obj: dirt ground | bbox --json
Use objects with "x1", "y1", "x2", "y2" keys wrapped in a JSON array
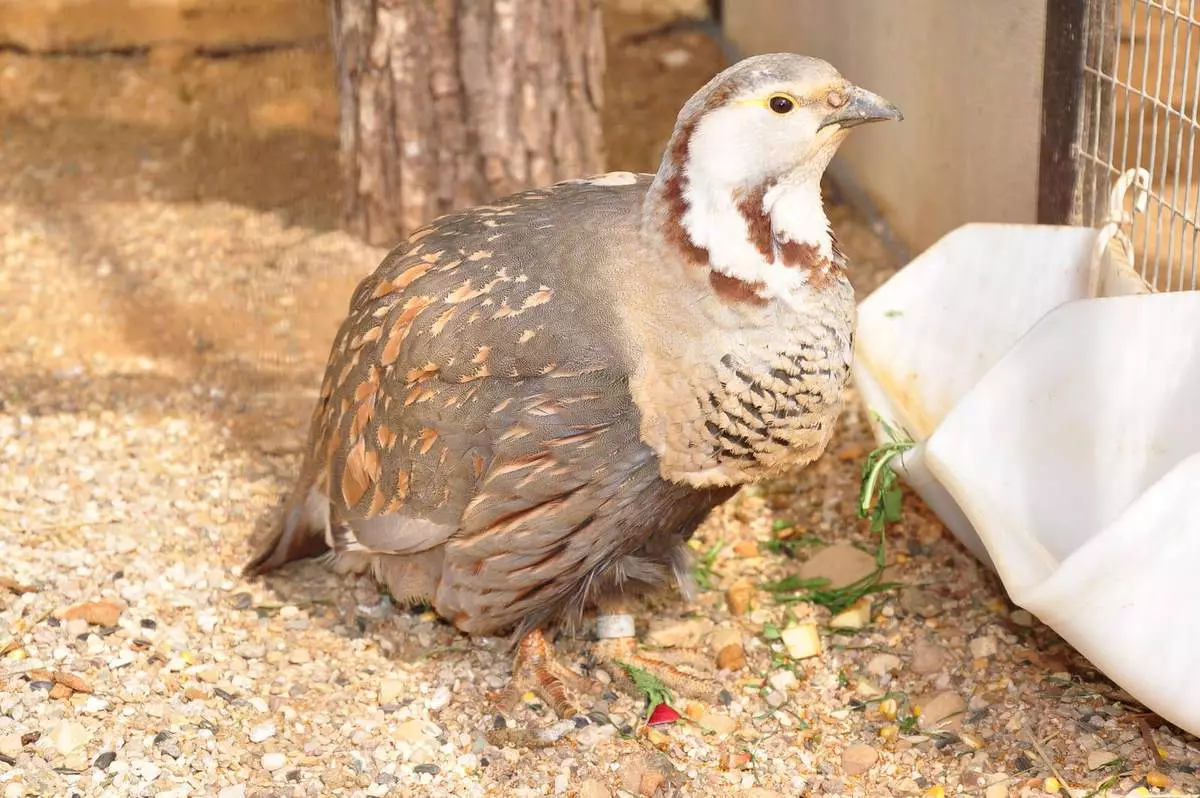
[{"x1": 2, "y1": 5, "x2": 1199, "y2": 798}]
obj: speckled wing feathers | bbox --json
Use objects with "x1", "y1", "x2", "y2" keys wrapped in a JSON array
[{"x1": 248, "y1": 175, "x2": 737, "y2": 635}]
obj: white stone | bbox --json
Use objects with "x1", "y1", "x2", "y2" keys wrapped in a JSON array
[
  {"x1": 428, "y1": 686, "x2": 451, "y2": 712},
  {"x1": 47, "y1": 719, "x2": 91, "y2": 754},
  {"x1": 768, "y1": 669, "x2": 798, "y2": 692},
  {"x1": 249, "y1": 722, "x2": 276, "y2": 743},
  {"x1": 379, "y1": 679, "x2": 405, "y2": 704},
  {"x1": 217, "y1": 786, "x2": 247, "y2": 798},
  {"x1": 261, "y1": 752, "x2": 287, "y2": 771},
  {"x1": 0, "y1": 734, "x2": 21, "y2": 757}
]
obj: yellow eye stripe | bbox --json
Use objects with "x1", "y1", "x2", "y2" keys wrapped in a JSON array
[
  {"x1": 732, "y1": 86, "x2": 841, "y2": 110},
  {"x1": 732, "y1": 93, "x2": 799, "y2": 110}
]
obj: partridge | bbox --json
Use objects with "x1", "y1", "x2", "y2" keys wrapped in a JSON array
[{"x1": 245, "y1": 52, "x2": 901, "y2": 744}]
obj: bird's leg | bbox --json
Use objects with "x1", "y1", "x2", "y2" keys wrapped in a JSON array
[
  {"x1": 485, "y1": 628, "x2": 605, "y2": 748},
  {"x1": 592, "y1": 603, "x2": 713, "y2": 704}
]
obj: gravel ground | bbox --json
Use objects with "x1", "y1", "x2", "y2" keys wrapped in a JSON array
[{"x1": 3, "y1": 6, "x2": 1200, "y2": 798}]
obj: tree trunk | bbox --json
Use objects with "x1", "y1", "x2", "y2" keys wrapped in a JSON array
[{"x1": 332, "y1": 0, "x2": 606, "y2": 247}]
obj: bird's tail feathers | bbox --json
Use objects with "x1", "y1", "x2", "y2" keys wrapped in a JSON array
[{"x1": 242, "y1": 484, "x2": 332, "y2": 576}]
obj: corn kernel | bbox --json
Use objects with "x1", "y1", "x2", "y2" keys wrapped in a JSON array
[
  {"x1": 645, "y1": 728, "x2": 670, "y2": 751},
  {"x1": 924, "y1": 787, "x2": 944, "y2": 798},
  {"x1": 1146, "y1": 771, "x2": 1171, "y2": 788},
  {"x1": 1042, "y1": 776, "x2": 1061, "y2": 793}
]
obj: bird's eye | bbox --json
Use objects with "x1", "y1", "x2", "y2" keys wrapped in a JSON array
[
  {"x1": 826, "y1": 90, "x2": 847, "y2": 109},
  {"x1": 768, "y1": 94, "x2": 795, "y2": 114}
]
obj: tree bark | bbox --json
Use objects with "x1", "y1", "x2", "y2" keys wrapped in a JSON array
[{"x1": 332, "y1": 0, "x2": 606, "y2": 247}]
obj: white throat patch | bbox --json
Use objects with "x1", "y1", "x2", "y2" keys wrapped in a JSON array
[{"x1": 679, "y1": 172, "x2": 833, "y2": 301}]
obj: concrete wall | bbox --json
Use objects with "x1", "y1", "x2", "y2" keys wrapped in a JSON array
[{"x1": 725, "y1": 0, "x2": 1049, "y2": 254}]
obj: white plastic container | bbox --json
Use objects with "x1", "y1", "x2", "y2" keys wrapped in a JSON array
[{"x1": 850, "y1": 210, "x2": 1200, "y2": 735}]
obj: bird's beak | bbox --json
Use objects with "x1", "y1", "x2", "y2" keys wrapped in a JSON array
[{"x1": 818, "y1": 86, "x2": 903, "y2": 131}]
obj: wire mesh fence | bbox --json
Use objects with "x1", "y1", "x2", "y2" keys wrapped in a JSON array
[{"x1": 1075, "y1": 0, "x2": 1200, "y2": 291}]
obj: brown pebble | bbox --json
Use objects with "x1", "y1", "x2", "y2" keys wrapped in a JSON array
[
  {"x1": 53, "y1": 671, "x2": 93, "y2": 694},
  {"x1": 899, "y1": 588, "x2": 943, "y2": 618},
  {"x1": 911, "y1": 641, "x2": 949, "y2": 675},
  {"x1": 732, "y1": 541, "x2": 759, "y2": 557},
  {"x1": 725, "y1": 581, "x2": 753, "y2": 616},
  {"x1": 59, "y1": 600, "x2": 123, "y2": 627},
  {"x1": 27, "y1": 669, "x2": 53, "y2": 683},
  {"x1": 720, "y1": 751, "x2": 752, "y2": 770},
  {"x1": 918, "y1": 691, "x2": 966, "y2": 732},
  {"x1": 48, "y1": 682, "x2": 74, "y2": 700},
  {"x1": 716, "y1": 643, "x2": 746, "y2": 671},
  {"x1": 799, "y1": 543, "x2": 877, "y2": 589},
  {"x1": 184, "y1": 687, "x2": 207, "y2": 701},
  {"x1": 638, "y1": 770, "x2": 666, "y2": 797},
  {"x1": 842, "y1": 742, "x2": 878, "y2": 775},
  {"x1": 837, "y1": 443, "x2": 867, "y2": 461},
  {"x1": 0, "y1": 577, "x2": 37, "y2": 595}
]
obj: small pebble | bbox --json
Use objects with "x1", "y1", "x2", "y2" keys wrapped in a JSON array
[
  {"x1": 725, "y1": 581, "x2": 753, "y2": 615},
  {"x1": 768, "y1": 670, "x2": 797, "y2": 692},
  {"x1": 900, "y1": 588, "x2": 944, "y2": 618},
  {"x1": 428, "y1": 685, "x2": 452, "y2": 711},
  {"x1": 1010, "y1": 609, "x2": 1034, "y2": 626},
  {"x1": 911, "y1": 641, "x2": 949, "y2": 674},
  {"x1": 413, "y1": 763, "x2": 440, "y2": 775},
  {"x1": 59, "y1": 600, "x2": 123, "y2": 627},
  {"x1": 867, "y1": 653, "x2": 902, "y2": 677},
  {"x1": 841, "y1": 743, "x2": 878, "y2": 775},
  {"x1": 799, "y1": 543, "x2": 876, "y2": 588},
  {"x1": 968, "y1": 636, "x2": 997, "y2": 659},
  {"x1": 1087, "y1": 750, "x2": 1118, "y2": 770},
  {"x1": 698, "y1": 711, "x2": 737, "y2": 735},
  {"x1": 93, "y1": 751, "x2": 117, "y2": 770},
  {"x1": 646, "y1": 617, "x2": 713, "y2": 648},
  {"x1": 716, "y1": 643, "x2": 746, "y2": 671},
  {"x1": 261, "y1": 752, "x2": 287, "y2": 771},
  {"x1": 918, "y1": 691, "x2": 966, "y2": 732},
  {"x1": 249, "y1": 722, "x2": 276, "y2": 743},
  {"x1": 47, "y1": 719, "x2": 91, "y2": 754},
  {"x1": 53, "y1": 670, "x2": 93, "y2": 693},
  {"x1": 379, "y1": 679, "x2": 406, "y2": 704},
  {"x1": 732, "y1": 540, "x2": 759, "y2": 557},
  {"x1": 578, "y1": 779, "x2": 612, "y2": 798},
  {"x1": 0, "y1": 735, "x2": 21, "y2": 757}
]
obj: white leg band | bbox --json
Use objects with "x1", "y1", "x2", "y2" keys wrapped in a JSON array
[{"x1": 595, "y1": 613, "x2": 636, "y2": 639}]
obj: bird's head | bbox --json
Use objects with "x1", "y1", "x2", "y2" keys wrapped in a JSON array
[{"x1": 650, "y1": 53, "x2": 902, "y2": 305}]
